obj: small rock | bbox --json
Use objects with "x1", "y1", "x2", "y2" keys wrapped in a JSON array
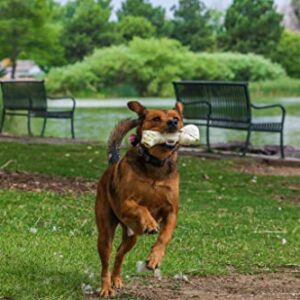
[{"x1": 174, "y1": 272, "x2": 189, "y2": 282}]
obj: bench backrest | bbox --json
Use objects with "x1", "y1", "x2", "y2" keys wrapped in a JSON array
[
  {"x1": 0, "y1": 80, "x2": 47, "y2": 111},
  {"x1": 173, "y1": 81, "x2": 251, "y2": 123}
]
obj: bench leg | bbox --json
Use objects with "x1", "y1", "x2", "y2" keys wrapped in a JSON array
[
  {"x1": 0, "y1": 109, "x2": 5, "y2": 133},
  {"x1": 280, "y1": 129, "x2": 284, "y2": 159},
  {"x1": 206, "y1": 122, "x2": 211, "y2": 152},
  {"x1": 27, "y1": 114, "x2": 32, "y2": 136},
  {"x1": 71, "y1": 114, "x2": 75, "y2": 139},
  {"x1": 41, "y1": 117, "x2": 47, "y2": 137},
  {"x1": 242, "y1": 129, "x2": 251, "y2": 157}
]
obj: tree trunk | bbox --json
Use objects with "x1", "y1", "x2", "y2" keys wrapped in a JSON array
[
  {"x1": 10, "y1": 45, "x2": 19, "y2": 79},
  {"x1": 11, "y1": 58, "x2": 17, "y2": 79}
]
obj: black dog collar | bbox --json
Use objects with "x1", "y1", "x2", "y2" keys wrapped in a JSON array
[{"x1": 137, "y1": 145, "x2": 169, "y2": 167}]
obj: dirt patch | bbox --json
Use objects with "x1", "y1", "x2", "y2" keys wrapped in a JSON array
[
  {"x1": 0, "y1": 170, "x2": 97, "y2": 194},
  {"x1": 234, "y1": 160, "x2": 300, "y2": 177},
  {"x1": 86, "y1": 270, "x2": 300, "y2": 300}
]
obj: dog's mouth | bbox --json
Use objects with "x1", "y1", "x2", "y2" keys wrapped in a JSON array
[
  {"x1": 165, "y1": 139, "x2": 177, "y2": 147},
  {"x1": 162, "y1": 132, "x2": 180, "y2": 148}
]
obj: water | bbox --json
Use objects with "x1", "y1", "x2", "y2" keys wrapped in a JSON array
[{"x1": 2, "y1": 98, "x2": 300, "y2": 148}]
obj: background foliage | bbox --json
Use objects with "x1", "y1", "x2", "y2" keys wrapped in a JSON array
[
  {"x1": 221, "y1": 0, "x2": 283, "y2": 56},
  {"x1": 273, "y1": 31, "x2": 300, "y2": 78},
  {"x1": 0, "y1": 0, "x2": 64, "y2": 77},
  {"x1": 1, "y1": 0, "x2": 299, "y2": 96},
  {"x1": 46, "y1": 38, "x2": 286, "y2": 97}
]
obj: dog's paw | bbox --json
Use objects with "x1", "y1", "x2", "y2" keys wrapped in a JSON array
[
  {"x1": 112, "y1": 276, "x2": 123, "y2": 289},
  {"x1": 142, "y1": 218, "x2": 159, "y2": 235},
  {"x1": 146, "y1": 250, "x2": 164, "y2": 270},
  {"x1": 100, "y1": 286, "x2": 116, "y2": 298}
]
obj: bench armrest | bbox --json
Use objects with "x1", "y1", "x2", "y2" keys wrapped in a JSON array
[
  {"x1": 251, "y1": 103, "x2": 286, "y2": 124},
  {"x1": 48, "y1": 97, "x2": 76, "y2": 111}
]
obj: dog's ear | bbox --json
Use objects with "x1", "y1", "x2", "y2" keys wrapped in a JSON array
[
  {"x1": 175, "y1": 102, "x2": 183, "y2": 117},
  {"x1": 127, "y1": 101, "x2": 146, "y2": 117}
]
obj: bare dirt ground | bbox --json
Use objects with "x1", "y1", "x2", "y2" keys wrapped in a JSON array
[
  {"x1": 0, "y1": 170, "x2": 97, "y2": 194},
  {"x1": 84, "y1": 269, "x2": 300, "y2": 300},
  {"x1": 234, "y1": 160, "x2": 300, "y2": 177}
]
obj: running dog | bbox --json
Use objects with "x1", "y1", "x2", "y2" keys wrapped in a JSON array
[{"x1": 95, "y1": 101, "x2": 184, "y2": 297}]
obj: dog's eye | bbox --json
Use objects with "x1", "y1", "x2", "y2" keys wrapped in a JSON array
[
  {"x1": 173, "y1": 117, "x2": 179, "y2": 121},
  {"x1": 152, "y1": 117, "x2": 161, "y2": 122}
]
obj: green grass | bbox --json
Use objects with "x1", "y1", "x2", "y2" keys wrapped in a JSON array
[{"x1": 0, "y1": 142, "x2": 300, "y2": 299}]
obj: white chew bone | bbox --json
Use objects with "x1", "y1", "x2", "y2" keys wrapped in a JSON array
[
  {"x1": 141, "y1": 125, "x2": 199, "y2": 148},
  {"x1": 179, "y1": 124, "x2": 200, "y2": 145},
  {"x1": 141, "y1": 130, "x2": 166, "y2": 148}
]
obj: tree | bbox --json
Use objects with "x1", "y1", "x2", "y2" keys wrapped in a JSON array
[
  {"x1": 292, "y1": 0, "x2": 300, "y2": 21},
  {"x1": 222, "y1": 0, "x2": 283, "y2": 56},
  {"x1": 116, "y1": 16, "x2": 155, "y2": 42},
  {"x1": 273, "y1": 31, "x2": 300, "y2": 78},
  {"x1": 171, "y1": 0, "x2": 215, "y2": 52},
  {"x1": 61, "y1": 0, "x2": 113, "y2": 63},
  {"x1": 0, "y1": 0, "x2": 64, "y2": 78},
  {"x1": 117, "y1": 0, "x2": 170, "y2": 36}
]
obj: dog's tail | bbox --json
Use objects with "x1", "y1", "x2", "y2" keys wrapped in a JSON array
[{"x1": 107, "y1": 118, "x2": 139, "y2": 165}]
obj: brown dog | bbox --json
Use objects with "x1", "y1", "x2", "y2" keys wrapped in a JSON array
[{"x1": 95, "y1": 101, "x2": 184, "y2": 297}]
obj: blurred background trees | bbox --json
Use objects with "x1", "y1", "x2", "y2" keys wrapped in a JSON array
[
  {"x1": 221, "y1": 0, "x2": 283, "y2": 56},
  {"x1": 171, "y1": 0, "x2": 215, "y2": 51},
  {"x1": 1, "y1": 0, "x2": 300, "y2": 92},
  {"x1": 0, "y1": 0, "x2": 64, "y2": 78}
]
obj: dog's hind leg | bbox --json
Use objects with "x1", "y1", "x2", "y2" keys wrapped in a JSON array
[
  {"x1": 96, "y1": 198, "x2": 119, "y2": 297},
  {"x1": 111, "y1": 225, "x2": 138, "y2": 289}
]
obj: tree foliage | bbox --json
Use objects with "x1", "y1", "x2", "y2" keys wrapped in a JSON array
[
  {"x1": 0, "y1": 0, "x2": 64, "y2": 78},
  {"x1": 273, "y1": 31, "x2": 300, "y2": 78},
  {"x1": 171, "y1": 0, "x2": 215, "y2": 51},
  {"x1": 292, "y1": 0, "x2": 300, "y2": 21},
  {"x1": 222, "y1": 0, "x2": 283, "y2": 56},
  {"x1": 116, "y1": 16, "x2": 156, "y2": 42},
  {"x1": 61, "y1": 0, "x2": 113, "y2": 63},
  {"x1": 117, "y1": 0, "x2": 170, "y2": 36}
]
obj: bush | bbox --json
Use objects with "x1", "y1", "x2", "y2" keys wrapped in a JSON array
[
  {"x1": 46, "y1": 38, "x2": 286, "y2": 97},
  {"x1": 198, "y1": 52, "x2": 286, "y2": 81},
  {"x1": 45, "y1": 62, "x2": 97, "y2": 95},
  {"x1": 273, "y1": 31, "x2": 300, "y2": 78}
]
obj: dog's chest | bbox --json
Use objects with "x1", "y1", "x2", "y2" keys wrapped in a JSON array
[{"x1": 132, "y1": 177, "x2": 178, "y2": 214}]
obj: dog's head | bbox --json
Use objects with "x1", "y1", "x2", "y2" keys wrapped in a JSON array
[{"x1": 128, "y1": 101, "x2": 184, "y2": 158}]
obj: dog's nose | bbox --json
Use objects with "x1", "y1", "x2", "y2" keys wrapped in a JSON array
[{"x1": 167, "y1": 118, "x2": 178, "y2": 129}]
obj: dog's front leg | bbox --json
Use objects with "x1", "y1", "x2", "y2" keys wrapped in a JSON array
[
  {"x1": 120, "y1": 199, "x2": 159, "y2": 235},
  {"x1": 146, "y1": 211, "x2": 177, "y2": 270}
]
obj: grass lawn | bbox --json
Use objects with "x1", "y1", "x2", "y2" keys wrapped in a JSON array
[{"x1": 0, "y1": 142, "x2": 300, "y2": 299}]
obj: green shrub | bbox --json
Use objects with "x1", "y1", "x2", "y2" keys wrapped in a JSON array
[
  {"x1": 250, "y1": 77, "x2": 300, "y2": 98},
  {"x1": 203, "y1": 52, "x2": 286, "y2": 81},
  {"x1": 45, "y1": 62, "x2": 97, "y2": 95},
  {"x1": 273, "y1": 31, "x2": 300, "y2": 78},
  {"x1": 46, "y1": 38, "x2": 286, "y2": 97}
]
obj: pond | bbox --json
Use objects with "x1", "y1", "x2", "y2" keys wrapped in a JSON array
[{"x1": 2, "y1": 98, "x2": 300, "y2": 148}]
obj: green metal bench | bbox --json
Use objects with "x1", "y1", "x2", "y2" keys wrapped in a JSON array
[
  {"x1": 0, "y1": 80, "x2": 76, "y2": 138},
  {"x1": 173, "y1": 81, "x2": 286, "y2": 158}
]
